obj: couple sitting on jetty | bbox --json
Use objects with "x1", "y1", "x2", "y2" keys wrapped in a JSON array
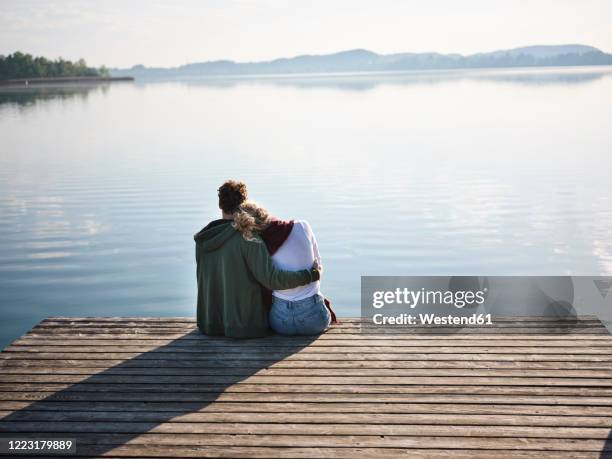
[{"x1": 194, "y1": 180, "x2": 336, "y2": 338}]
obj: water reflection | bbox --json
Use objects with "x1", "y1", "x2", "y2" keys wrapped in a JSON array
[
  {"x1": 0, "y1": 83, "x2": 111, "y2": 109},
  {"x1": 128, "y1": 67, "x2": 612, "y2": 91},
  {"x1": 1, "y1": 67, "x2": 608, "y2": 105}
]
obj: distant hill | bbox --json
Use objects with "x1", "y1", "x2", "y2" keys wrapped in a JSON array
[
  {"x1": 483, "y1": 44, "x2": 601, "y2": 58},
  {"x1": 111, "y1": 44, "x2": 612, "y2": 78}
]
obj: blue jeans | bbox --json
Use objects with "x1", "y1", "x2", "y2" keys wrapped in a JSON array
[{"x1": 269, "y1": 293, "x2": 331, "y2": 335}]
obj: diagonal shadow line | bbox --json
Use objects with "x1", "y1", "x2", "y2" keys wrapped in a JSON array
[
  {"x1": 602, "y1": 430, "x2": 612, "y2": 458},
  {"x1": 0, "y1": 324, "x2": 317, "y2": 457}
]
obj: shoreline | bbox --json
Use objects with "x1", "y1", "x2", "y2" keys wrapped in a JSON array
[{"x1": 0, "y1": 76, "x2": 134, "y2": 87}]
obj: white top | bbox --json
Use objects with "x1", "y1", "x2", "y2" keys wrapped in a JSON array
[{"x1": 271, "y1": 220, "x2": 321, "y2": 301}]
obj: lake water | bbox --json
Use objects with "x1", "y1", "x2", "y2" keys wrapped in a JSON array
[{"x1": 1, "y1": 67, "x2": 612, "y2": 349}]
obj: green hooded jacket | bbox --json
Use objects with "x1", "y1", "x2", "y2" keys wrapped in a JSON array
[{"x1": 194, "y1": 219, "x2": 317, "y2": 338}]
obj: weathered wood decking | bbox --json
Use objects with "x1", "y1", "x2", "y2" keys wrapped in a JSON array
[{"x1": 1, "y1": 316, "x2": 612, "y2": 458}]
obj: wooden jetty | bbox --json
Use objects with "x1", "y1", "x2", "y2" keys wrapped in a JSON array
[{"x1": 1, "y1": 316, "x2": 612, "y2": 458}]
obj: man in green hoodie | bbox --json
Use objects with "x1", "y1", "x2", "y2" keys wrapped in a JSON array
[{"x1": 194, "y1": 180, "x2": 320, "y2": 338}]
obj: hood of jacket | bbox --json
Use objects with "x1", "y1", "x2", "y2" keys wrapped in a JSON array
[{"x1": 194, "y1": 219, "x2": 237, "y2": 253}]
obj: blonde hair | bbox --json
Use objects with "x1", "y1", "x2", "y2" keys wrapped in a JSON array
[{"x1": 233, "y1": 201, "x2": 272, "y2": 241}]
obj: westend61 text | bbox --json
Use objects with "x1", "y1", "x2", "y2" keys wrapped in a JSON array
[{"x1": 372, "y1": 313, "x2": 493, "y2": 326}]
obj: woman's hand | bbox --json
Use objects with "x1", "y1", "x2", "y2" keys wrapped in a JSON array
[{"x1": 310, "y1": 261, "x2": 323, "y2": 282}]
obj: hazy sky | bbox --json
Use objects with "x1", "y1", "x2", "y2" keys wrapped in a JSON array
[{"x1": 1, "y1": 0, "x2": 611, "y2": 68}]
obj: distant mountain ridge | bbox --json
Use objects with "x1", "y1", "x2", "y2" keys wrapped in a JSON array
[{"x1": 111, "y1": 44, "x2": 612, "y2": 78}]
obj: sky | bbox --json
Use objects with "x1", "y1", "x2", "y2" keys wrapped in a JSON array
[{"x1": 1, "y1": 0, "x2": 611, "y2": 68}]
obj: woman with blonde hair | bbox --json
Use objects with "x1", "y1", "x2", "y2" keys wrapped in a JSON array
[{"x1": 233, "y1": 201, "x2": 334, "y2": 335}]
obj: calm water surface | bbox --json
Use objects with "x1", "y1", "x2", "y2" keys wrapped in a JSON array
[{"x1": 1, "y1": 67, "x2": 612, "y2": 348}]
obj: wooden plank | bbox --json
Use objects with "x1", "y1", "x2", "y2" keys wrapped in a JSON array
[
  {"x1": 32, "y1": 319, "x2": 610, "y2": 326},
  {"x1": 25, "y1": 329, "x2": 609, "y2": 338},
  {"x1": 10, "y1": 432, "x2": 609, "y2": 452},
  {"x1": 2, "y1": 443, "x2": 606, "y2": 459},
  {"x1": 30, "y1": 323, "x2": 609, "y2": 330},
  {"x1": 38, "y1": 316, "x2": 603, "y2": 325},
  {"x1": 8, "y1": 345, "x2": 612, "y2": 355},
  {"x1": 31, "y1": 317, "x2": 602, "y2": 329},
  {"x1": 5, "y1": 384, "x2": 612, "y2": 397},
  {"x1": 29, "y1": 326, "x2": 605, "y2": 334},
  {"x1": 21, "y1": 331, "x2": 612, "y2": 345},
  {"x1": 1, "y1": 420, "x2": 611, "y2": 438},
  {"x1": 5, "y1": 374, "x2": 612, "y2": 387},
  {"x1": 4, "y1": 391, "x2": 612, "y2": 404},
  {"x1": 5, "y1": 351, "x2": 612, "y2": 362},
  {"x1": 85, "y1": 366, "x2": 607, "y2": 377},
  {"x1": 42, "y1": 317, "x2": 588, "y2": 324},
  {"x1": 3, "y1": 359, "x2": 612, "y2": 370},
  {"x1": 25, "y1": 327, "x2": 610, "y2": 335},
  {"x1": 6, "y1": 366, "x2": 612, "y2": 378},
  {"x1": 14, "y1": 337, "x2": 612, "y2": 347},
  {"x1": 4, "y1": 410, "x2": 612, "y2": 427},
  {"x1": 3, "y1": 400, "x2": 612, "y2": 416},
  {"x1": 0, "y1": 435, "x2": 609, "y2": 457},
  {"x1": 23, "y1": 324, "x2": 612, "y2": 332}
]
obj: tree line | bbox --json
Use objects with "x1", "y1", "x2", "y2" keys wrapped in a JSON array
[{"x1": 0, "y1": 52, "x2": 109, "y2": 80}]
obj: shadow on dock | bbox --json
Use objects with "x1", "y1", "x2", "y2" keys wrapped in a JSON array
[
  {"x1": 0, "y1": 327, "x2": 316, "y2": 456},
  {"x1": 603, "y1": 431, "x2": 612, "y2": 459}
]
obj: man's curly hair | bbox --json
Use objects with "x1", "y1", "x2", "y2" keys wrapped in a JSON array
[{"x1": 218, "y1": 180, "x2": 248, "y2": 214}]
